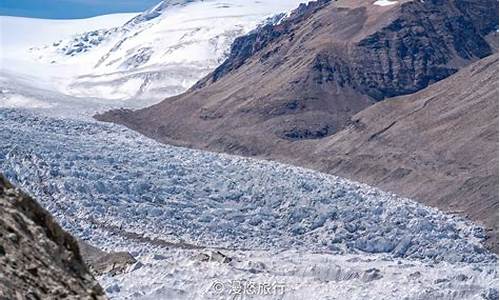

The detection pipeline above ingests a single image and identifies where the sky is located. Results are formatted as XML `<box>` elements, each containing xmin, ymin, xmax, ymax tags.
<box><xmin>0</xmin><ymin>0</ymin><xmax>161</xmax><ymax>19</ymax></box>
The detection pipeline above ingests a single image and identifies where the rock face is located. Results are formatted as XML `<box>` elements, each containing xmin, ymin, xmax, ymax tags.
<box><xmin>208</xmin><ymin>0</ymin><xmax>495</xmax><ymax>101</ymax></box>
<box><xmin>0</xmin><ymin>175</ymin><xmax>106</xmax><ymax>299</ymax></box>
<box><xmin>97</xmin><ymin>0</ymin><xmax>499</xmax><ymax>250</ymax></box>
<box><xmin>78</xmin><ymin>241</ymin><xmax>137</xmax><ymax>276</ymax></box>
<box><xmin>310</xmin><ymin>53</ymin><xmax>499</xmax><ymax>252</ymax></box>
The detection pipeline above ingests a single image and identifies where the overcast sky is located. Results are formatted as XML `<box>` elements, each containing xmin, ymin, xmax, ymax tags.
<box><xmin>0</xmin><ymin>0</ymin><xmax>161</xmax><ymax>19</ymax></box>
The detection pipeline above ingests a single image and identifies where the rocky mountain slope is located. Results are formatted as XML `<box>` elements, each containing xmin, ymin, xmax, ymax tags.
<box><xmin>98</xmin><ymin>0</ymin><xmax>498</xmax><ymax>145</ymax></box>
<box><xmin>0</xmin><ymin>175</ymin><xmax>105</xmax><ymax>299</ymax></box>
<box><xmin>98</xmin><ymin>0</ymin><xmax>499</xmax><ymax>250</ymax></box>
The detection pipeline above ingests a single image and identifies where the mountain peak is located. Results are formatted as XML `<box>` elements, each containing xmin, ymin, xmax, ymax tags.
<box><xmin>126</xmin><ymin>0</ymin><xmax>199</xmax><ymax>25</ymax></box>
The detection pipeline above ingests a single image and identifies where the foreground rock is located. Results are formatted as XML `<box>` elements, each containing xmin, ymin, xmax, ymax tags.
<box><xmin>0</xmin><ymin>175</ymin><xmax>106</xmax><ymax>299</ymax></box>
<box><xmin>78</xmin><ymin>240</ymin><xmax>137</xmax><ymax>276</ymax></box>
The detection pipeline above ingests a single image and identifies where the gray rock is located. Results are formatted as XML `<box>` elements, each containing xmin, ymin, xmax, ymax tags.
<box><xmin>0</xmin><ymin>175</ymin><xmax>106</xmax><ymax>299</ymax></box>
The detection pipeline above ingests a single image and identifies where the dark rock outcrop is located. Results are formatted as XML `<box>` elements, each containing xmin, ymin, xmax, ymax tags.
<box><xmin>78</xmin><ymin>241</ymin><xmax>137</xmax><ymax>276</ymax></box>
<box><xmin>0</xmin><ymin>175</ymin><xmax>106</xmax><ymax>299</ymax></box>
<box><xmin>208</xmin><ymin>0</ymin><xmax>332</xmax><ymax>83</ymax></box>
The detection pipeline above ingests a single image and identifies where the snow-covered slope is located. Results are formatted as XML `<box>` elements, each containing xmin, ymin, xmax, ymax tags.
<box><xmin>0</xmin><ymin>108</ymin><xmax>497</xmax><ymax>299</ymax></box>
<box><xmin>0</xmin><ymin>14</ymin><xmax>137</xmax><ymax>86</ymax></box>
<box><xmin>1</xmin><ymin>0</ymin><xmax>304</xmax><ymax>107</ymax></box>
<box><xmin>100</xmin><ymin>247</ymin><xmax>498</xmax><ymax>299</ymax></box>
<box><xmin>0</xmin><ymin>13</ymin><xmax>137</xmax><ymax>56</ymax></box>
<box><xmin>0</xmin><ymin>71</ymin><xmax>162</xmax><ymax>119</ymax></box>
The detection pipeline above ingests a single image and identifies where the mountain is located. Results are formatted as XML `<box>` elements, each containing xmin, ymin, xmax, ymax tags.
<box><xmin>0</xmin><ymin>175</ymin><xmax>105</xmax><ymax>299</ymax></box>
<box><xmin>98</xmin><ymin>0</ymin><xmax>498</xmax><ymax>144</ymax></box>
<box><xmin>1</xmin><ymin>0</ymin><xmax>305</xmax><ymax>106</ymax></box>
<box><xmin>97</xmin><ymin>0</ymin><xmax>499</xmax><ymax>249</ymax></box>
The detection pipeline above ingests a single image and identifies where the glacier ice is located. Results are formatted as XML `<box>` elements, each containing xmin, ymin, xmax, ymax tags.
<box><xmin>0</xmin><ymin>108</ymin><xmax>497</xmax><ymax>299</ymax></box>
<box><xmin>0</xmin><ymin>109</ymin><xmax>496</xmax><ymax>264</ymax></box>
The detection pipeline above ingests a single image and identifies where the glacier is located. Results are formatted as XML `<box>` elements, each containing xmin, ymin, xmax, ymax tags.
<box><xmin>0</xmin><ymin>108</ymin><xmax>497</xmax><ymax>299</ymax></box>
